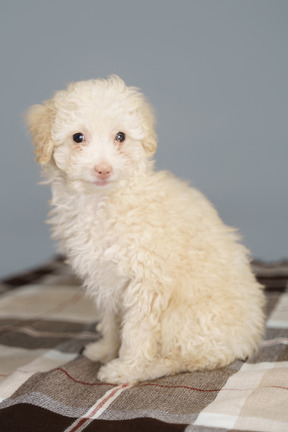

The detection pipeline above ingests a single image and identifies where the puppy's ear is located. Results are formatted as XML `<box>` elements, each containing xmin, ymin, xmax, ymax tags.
<box><xmin>26</xmin><ymin>99</ymin><xmax>56</xmax><ymax>165</ymax></box>
<box><xmin>139</xmin><ymin>99</ymin><xmax>157</xmax><ymax>156</ymax></box>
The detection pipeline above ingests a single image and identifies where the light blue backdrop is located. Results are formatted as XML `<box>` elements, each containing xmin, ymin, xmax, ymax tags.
<box><xmin>0</xmin><ymin>0</ymin><xmax>287</xmax><ymax>277</ymax></box>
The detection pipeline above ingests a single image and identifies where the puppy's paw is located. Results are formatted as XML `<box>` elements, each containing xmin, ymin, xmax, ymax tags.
<box><xmin>83</xmin><ymin>340</ymin><xmax>118</xmax><ymax>363</ymax></box>
<box><xmin>97</xmin><ymin>359</ymin><xmax>137</xmax><ymax>385</ymax></box>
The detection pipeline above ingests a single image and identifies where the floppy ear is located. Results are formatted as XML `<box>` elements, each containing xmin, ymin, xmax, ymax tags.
<box><xmin>139</xmin><ymin>98</ymin><xmax>157</xmax><ymax>156</ymax></box>
<box><xmin>26</xmin><ymin>99</ymin><xmax>56</xmax><ymax>165</ymax></box>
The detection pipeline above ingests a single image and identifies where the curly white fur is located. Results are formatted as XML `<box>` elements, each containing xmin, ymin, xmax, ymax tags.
<box><xmin>26</xmin><ymin>75</ymin><xmax>265</xmax><ymax>384</ymax></box>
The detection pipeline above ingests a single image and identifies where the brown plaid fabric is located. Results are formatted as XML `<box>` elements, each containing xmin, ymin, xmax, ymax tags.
<box><xmin>0</xmin><ymin>257</ymin><xmax>287</xmax><ymax>432</ymax></box>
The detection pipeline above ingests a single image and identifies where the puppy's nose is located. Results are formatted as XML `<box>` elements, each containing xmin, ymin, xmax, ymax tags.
<box><xmin>94</xmin><ymin>163</ymin><xmax>113</xmax><ymax>179</ymax></box>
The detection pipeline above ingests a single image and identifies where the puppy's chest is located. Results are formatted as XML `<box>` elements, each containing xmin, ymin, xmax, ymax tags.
<box><xmin>52</xmin><ymin>195</ymin><xmax>123</xmax><ymax>277</ymax></box>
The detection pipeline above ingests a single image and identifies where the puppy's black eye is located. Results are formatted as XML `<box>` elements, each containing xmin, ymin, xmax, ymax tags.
<box><xmin>73</xmin><ymin>133</ymin><xmax>85</xmax><ymax>143</ymax></box>
<box><xmin>115</xmin><ymin>132</ymin><xmax>126</xmax><ymax>143</ymax></box>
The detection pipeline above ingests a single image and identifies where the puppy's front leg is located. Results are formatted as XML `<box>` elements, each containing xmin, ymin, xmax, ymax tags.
<box><xmin>84</xmin><ymin>311</ymin><xmax>120</xmax><ymax>363</ymax></box>
<box><xmin>98</xmin><ymin>283</ymin><xmax>170</xmax><ymax>384</ymax></box>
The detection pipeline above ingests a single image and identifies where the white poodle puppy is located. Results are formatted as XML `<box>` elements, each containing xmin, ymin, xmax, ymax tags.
<box><xmin>26</xmin><ymin>75</ymin><xmax>265</xmax><ymax>384</ymax></box>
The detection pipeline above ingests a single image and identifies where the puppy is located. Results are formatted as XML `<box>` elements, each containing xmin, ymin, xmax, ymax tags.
<box><xmin>26</xmin><ymin>75</ymin><xmax>265</xmax><ymax>384</ymax></box>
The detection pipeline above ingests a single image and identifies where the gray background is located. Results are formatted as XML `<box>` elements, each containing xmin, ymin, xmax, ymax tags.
<box><xmin>0</xmin><ymin>0</ymin><xmax>287</xmax><ymax>278</ymax></box>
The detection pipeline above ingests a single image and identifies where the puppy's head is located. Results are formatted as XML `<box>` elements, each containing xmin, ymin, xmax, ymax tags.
<box><xmin>26</xmin><ymin>75</ymin><xmax>157</xmax><ymax>190</ymax></box>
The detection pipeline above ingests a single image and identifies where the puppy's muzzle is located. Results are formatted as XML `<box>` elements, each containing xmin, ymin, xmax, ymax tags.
<box><xmin>94</xmin><ymin>163</ymin><xmax>113</xmax><ymax>180</ymax></box>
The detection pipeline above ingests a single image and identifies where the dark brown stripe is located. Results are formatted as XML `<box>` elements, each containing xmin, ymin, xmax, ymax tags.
<box><xmin>256</xmin><ymin>276</ymin><xmax>287</xmax><ymax>292</ymax></box>
<box><xmin>0</xmin><ymin>403</ymin><xmax>73</xmax><ymax>432</ymax></box>
<box><xmin>0</xmin><ymin>404</ymin><xmax>188</xmax><ymax>432</ymax></box>
<box><xmin>1</xmin><ymin>256</ymin><xmax>65</xmax><ymax>288</ymax></box>
<box><xmin>84</xmin><ymin>417</ymin><xmax>188</xmax><ymax>432</ymax></box>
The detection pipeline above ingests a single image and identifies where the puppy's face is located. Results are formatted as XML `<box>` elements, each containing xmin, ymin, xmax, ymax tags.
<box><xmin>26</xmin><ymin>76</ymin><xmax>157</xmax><ymax>192</ymax></box>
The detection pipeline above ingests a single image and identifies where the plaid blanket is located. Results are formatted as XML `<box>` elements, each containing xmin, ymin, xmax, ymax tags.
<box><xmin>0</xmin><ymin>258</ymin><xmax>287</xmax><ymax>432</ymax></box>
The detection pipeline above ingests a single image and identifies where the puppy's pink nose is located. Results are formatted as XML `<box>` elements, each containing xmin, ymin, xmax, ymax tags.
<box><xmin>94</xmin><ymin>163</ymin><xmax>112</xmax><ymax>179</ymax></box>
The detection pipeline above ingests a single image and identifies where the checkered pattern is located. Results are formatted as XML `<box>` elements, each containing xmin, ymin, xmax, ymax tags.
<box><xmin>0</xmin><ymin>257</ymin><xmax>287</xmax><ymax>431</ymax></box>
